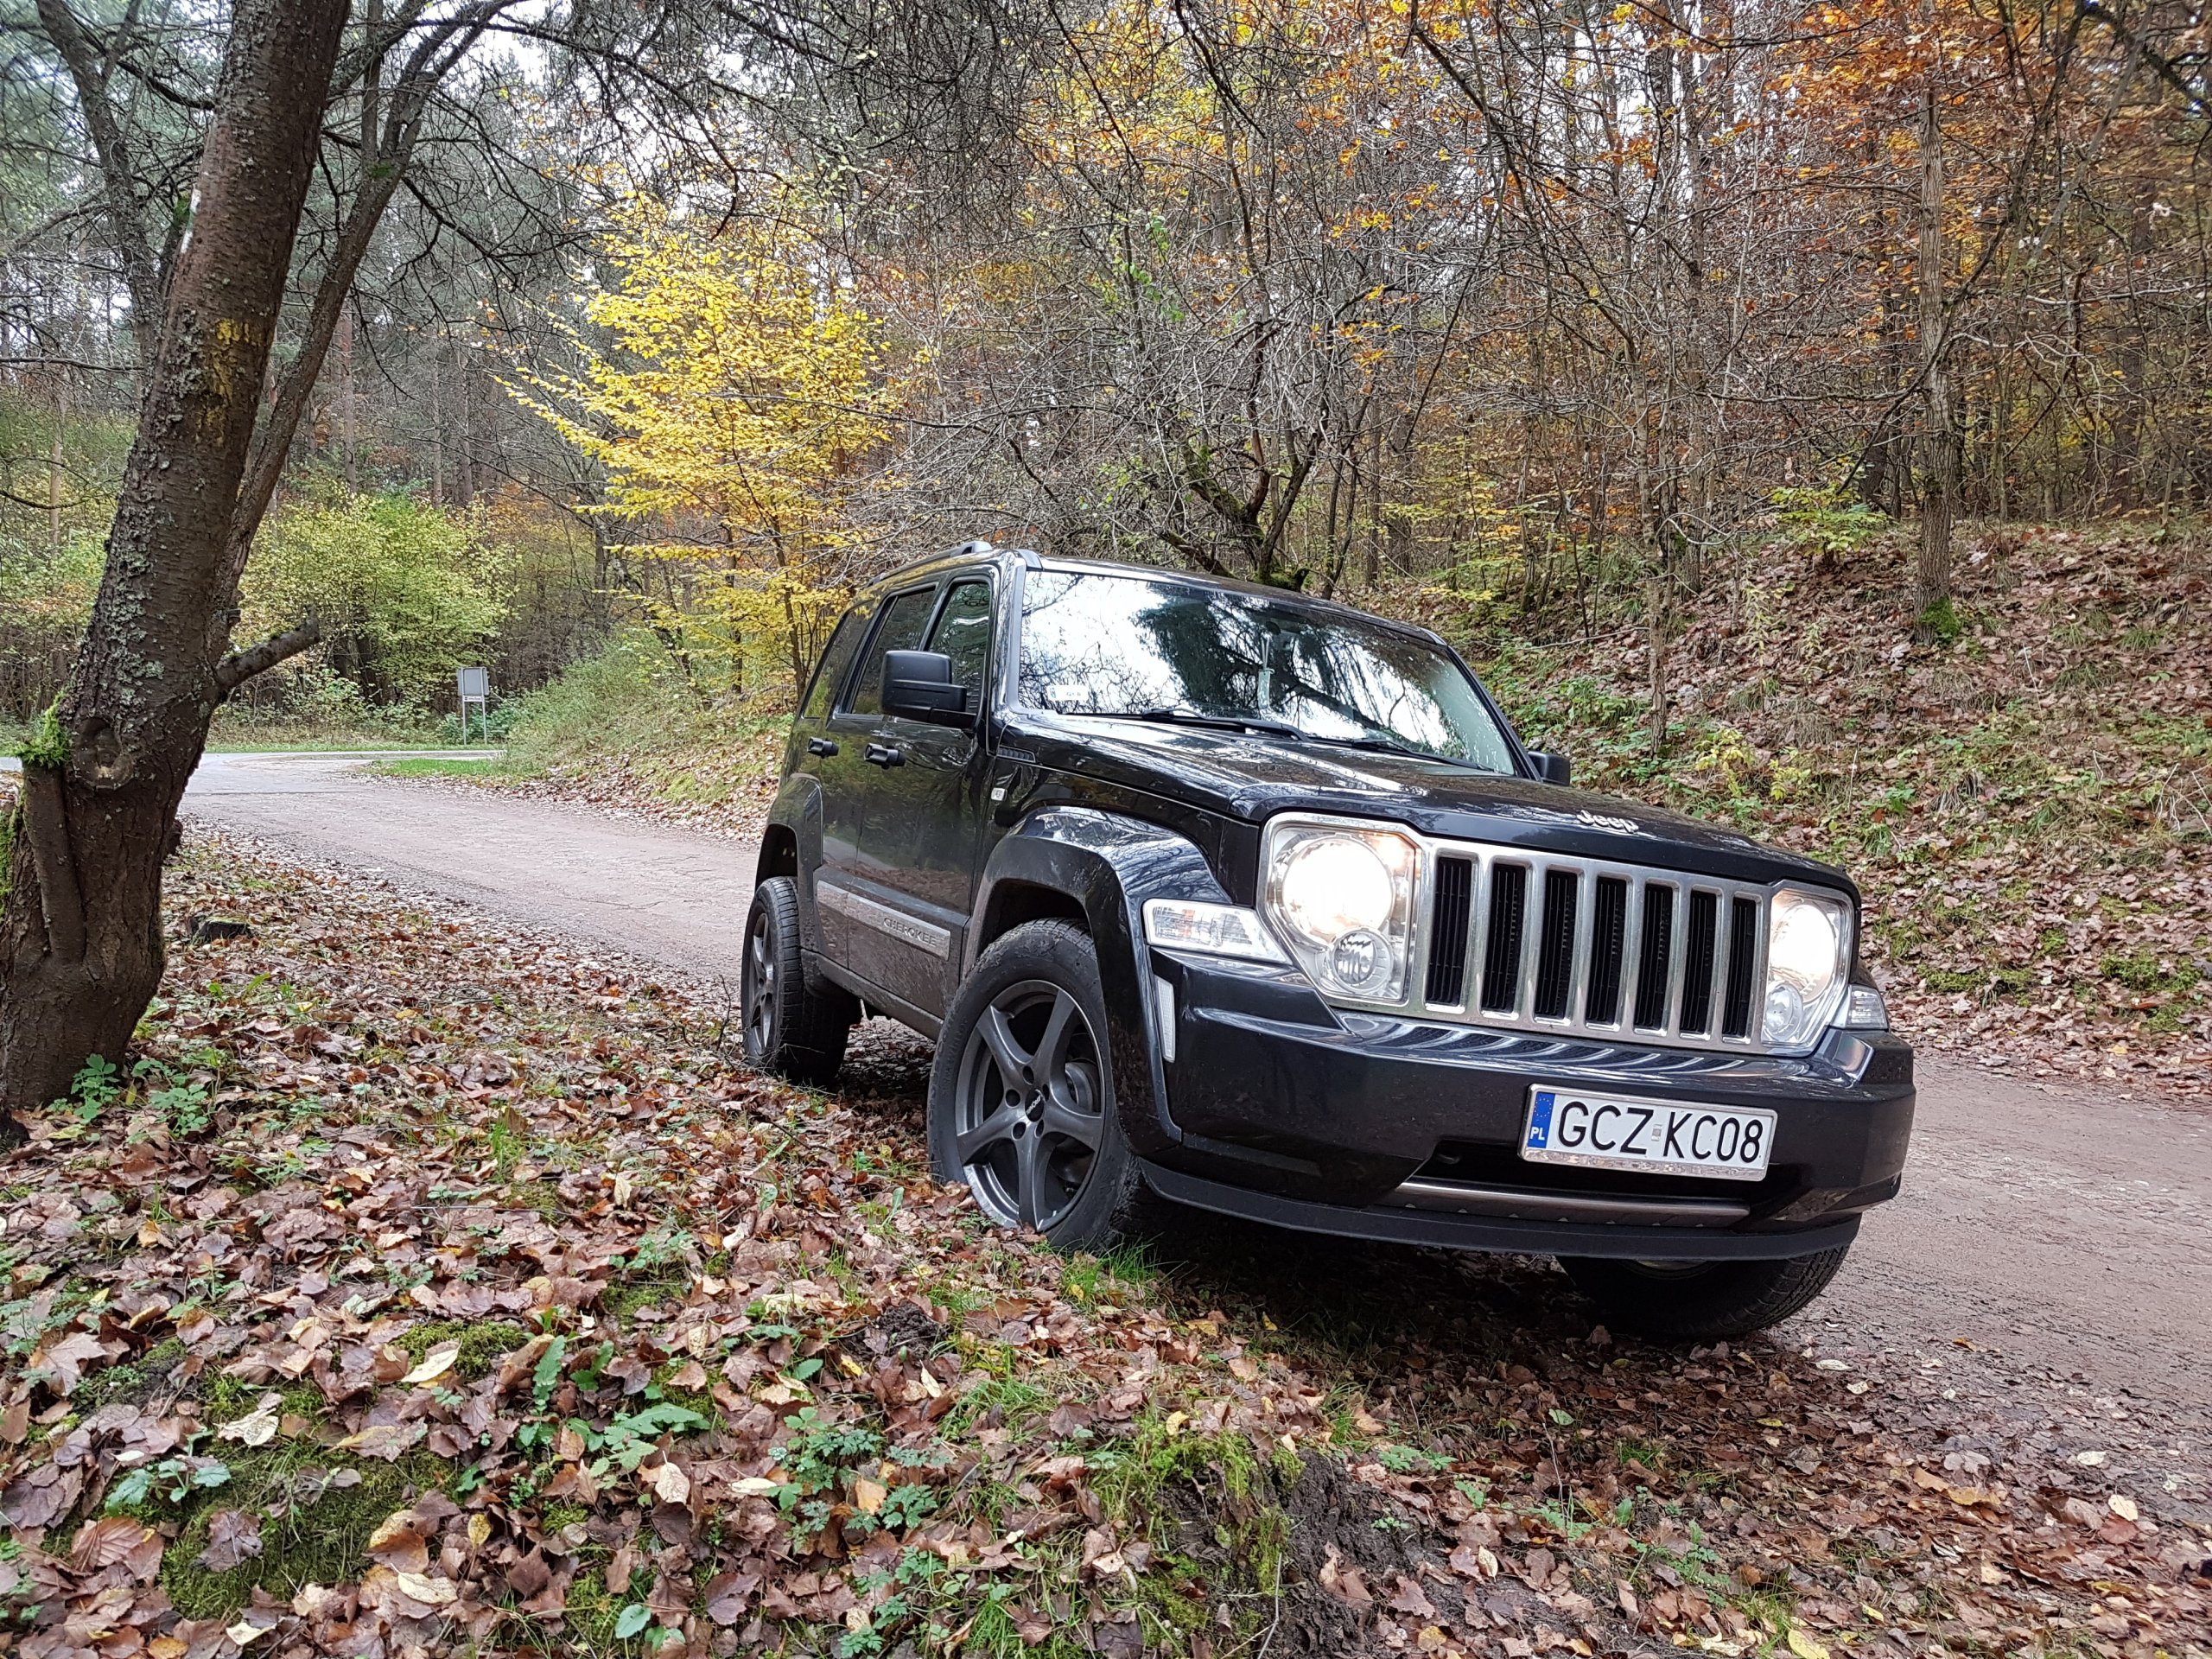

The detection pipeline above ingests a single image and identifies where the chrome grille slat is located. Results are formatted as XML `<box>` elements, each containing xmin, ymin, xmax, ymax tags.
<box><xmin>1421</xmin><ymin>842</ymin><xmax>1777</xmax><ymax>1055</ymax></box>
<box><xmin>1515</xmin><ymin>859</ymin><xmax>1544</xmax><ymax>1017</ymax></box>
<box><xmin>1461</xmin><ymin>856</ymin><xmax>1491</xmax><ymax>1010</ymax></box>
<box><xmin>1562</xmin><ymin>871</ymin><xmax>1595</xmax><ymax>1028</ymax></box>
<box><xmin>1611</xmin><ymin>875</ymin><xmax>1643</xmax><ymax>1027</ymax></box>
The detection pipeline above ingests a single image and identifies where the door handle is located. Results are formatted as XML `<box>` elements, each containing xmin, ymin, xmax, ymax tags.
<box><xmin>864</xmin><ymin>743</ymin><xmax>905</xmax><ymax>768</ymax></box>
<box><xmin>807</xmin><ymin>737</ymin><xmax>838</xmax><ymax>756</ymax></box>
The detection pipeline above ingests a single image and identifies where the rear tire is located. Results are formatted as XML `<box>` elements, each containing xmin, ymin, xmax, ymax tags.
<box><xmin>741</xmin><ymin>877</ymin><xmax>856</xmax><ymax>1084</ymax></box>
<box><xmin>1560</xmin><ymin>1246</ymin><xmax>1852</xmax><ymax>1341</ymax></box>
<box><xmin>928</xmin><ymin>920</ymin><xmax>1147</xmax><ymax>1254</ymax></box>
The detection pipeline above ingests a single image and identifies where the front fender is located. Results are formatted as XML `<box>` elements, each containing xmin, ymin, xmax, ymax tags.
<box><xmin>761</xmin><ymin>774</ymin><xmax>828</xmax><ymax>966</ymax></box>
<box><xmin>973</xmin><ymin>806</ymin><xmax>1231</xmax><ymax>1157</ymax></box>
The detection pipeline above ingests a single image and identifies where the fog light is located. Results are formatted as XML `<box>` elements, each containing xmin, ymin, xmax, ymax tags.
<box><xmin>1327</xmin><ymin>929</ymin><xmax>1396</xmax><ymax>995</ymax></box>
<box><xmin>1764</xmin><ymin>982</ymin><xmax>1811</xmax><ymax>1048</ymax></box>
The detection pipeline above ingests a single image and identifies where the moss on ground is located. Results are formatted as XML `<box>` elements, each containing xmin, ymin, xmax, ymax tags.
<box><xmin>399</xmin><ymin>1317</ymin><xmax>530</xmax><ymax>1382</ymax></box>
<box><xmin>158</xmin><ymin>1447</ymin><xmax>434</xmax><ymax>1620</ymax></box>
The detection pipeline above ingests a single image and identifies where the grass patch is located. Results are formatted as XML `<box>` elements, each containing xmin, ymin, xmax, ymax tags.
<box><xmin>489</xmin><ymin>631</ymin><xmax>787</xmax><ymax>806</ymax></box>
<box><xmin>368</xmin><ymin>755</ymin><xmax>513</xmax><ymax>779</ymax></box>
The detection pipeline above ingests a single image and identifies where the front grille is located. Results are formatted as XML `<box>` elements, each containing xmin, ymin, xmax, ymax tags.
<box><xmin>1418</xmin><ymin>842</ymin><xmax>1774</xmax><ymax>1054</ymax></box>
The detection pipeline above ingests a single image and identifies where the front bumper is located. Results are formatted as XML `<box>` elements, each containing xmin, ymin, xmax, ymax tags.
<box><xmin>1141</xmin><ymin>952</ymin><xmax>1914</xmax><ymax>1261</ymax></box>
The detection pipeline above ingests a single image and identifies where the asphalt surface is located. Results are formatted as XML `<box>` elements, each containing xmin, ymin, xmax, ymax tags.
<box><xmin>177</xmin><ymin>751</ymin><xmax>2212</xmax><ymax>1426</ymax></box>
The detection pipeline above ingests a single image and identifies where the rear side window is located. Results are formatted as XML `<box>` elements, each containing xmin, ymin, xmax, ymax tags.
<box><xmin>846</xmin><ymin>587</ymin><xmax>938</xmax><ymax>717</ymax></box>
<box><xmin>799</xmin><ymin>611</ymin><xmax>865</xmax><ymax>720</ymax></box>
<box><xmin>928</xmin><ymin>579</ymin><xmax>995</xmax><ymax>700</ymax></box>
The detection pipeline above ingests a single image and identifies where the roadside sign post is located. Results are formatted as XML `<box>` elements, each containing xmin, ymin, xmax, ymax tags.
<box><xmin>456</xmin><ymin>665</ymin><xmax>490</xmax><ymax>743</ymax></box>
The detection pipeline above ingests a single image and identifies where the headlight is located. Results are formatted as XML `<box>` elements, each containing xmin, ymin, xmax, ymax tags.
<box><xmin>1763</xmin><ymin>887</ymin><xmax>1853</xmax><ymax>1048</ymax></box>
<box><xmin>1262</xmin><ymin>817</ymin><xmax>1421</xmax><ymax>1001</ymax></box>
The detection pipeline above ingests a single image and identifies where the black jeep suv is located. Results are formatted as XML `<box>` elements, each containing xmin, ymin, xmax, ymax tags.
<box><xmin>742</xmin><ymin>544</ymin><xmax>1914</xmax><ymax>1338</ymax></box>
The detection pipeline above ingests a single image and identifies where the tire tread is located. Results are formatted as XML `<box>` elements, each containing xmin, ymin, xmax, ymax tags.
<box><xmin>745</xmin><ymin>877</ymin><xmax>856</xmax><ymax>1084</ymax></box>
<box><xmin>1562</xmin><ymin>1245</ymin><xmax>1852</xmax><ymax>1341</ymax></box>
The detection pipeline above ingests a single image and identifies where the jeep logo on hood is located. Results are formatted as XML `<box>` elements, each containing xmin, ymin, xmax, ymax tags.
<box><xmin>1576</xmin><ymin>809</ymin><xmax>1643</xmax><ymax>834</ymax></box>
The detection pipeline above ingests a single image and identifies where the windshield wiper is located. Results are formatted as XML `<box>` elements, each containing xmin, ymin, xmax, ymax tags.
<box><xmin>1296</xmin><ymin>733</ymin><xmax>1497</xmax><ymax>770</ymax></box>
<box><xmin>1090</xmin><ymin>706</ymin><xmax>1309</xmax><ymax>741</ymax></box>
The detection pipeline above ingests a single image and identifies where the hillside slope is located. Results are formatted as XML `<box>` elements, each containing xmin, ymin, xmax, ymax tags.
<box><xmin>1480</xmin><ymin>523</ymin><xmax>2211</xmax><ymax>1098</ymax></box>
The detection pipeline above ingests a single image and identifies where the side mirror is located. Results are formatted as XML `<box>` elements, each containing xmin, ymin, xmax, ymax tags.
<box><xmin>1529</xmin><ymin>750</ymin><xmax>1572</xmax><ymax>786</ymax></box>
<box><xmin>882</xmin><ymin>650</ymin><xmax>972</xmax><ymax>725</ymax></box>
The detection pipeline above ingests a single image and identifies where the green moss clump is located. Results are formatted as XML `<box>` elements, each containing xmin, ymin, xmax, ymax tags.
<box><xmin>18</xmin><ymin>702</ymin><xmax>68</xmax><ymax>769</ymax></box>
<box><xmin>400</xmin><ymin>1318</ymin><xmax>531</xmax><ymax>1382</ymax></box>
<box><xmin>74</xmin><ymin>1338</ymin><xmax>188</xmax><ymax>1413</ymax></box>
<box><xmin>159</xmin><ymin>1451</ymin><xmax>418</xmax><ymax>1620</ymax></box>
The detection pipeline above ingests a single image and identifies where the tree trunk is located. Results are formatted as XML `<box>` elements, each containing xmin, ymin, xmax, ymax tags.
<box><xmin>0</xmin><ymin>0</ymin><xmax>350</xmax><ymax>1136</ymax></box>
<box><xmin>1645</xmin><ymin>571</ymin><xmax>1669</xmax><ymax>756</ymax></box>
<box><xmin>1915</xmin><ymin>86</ymin><xmax>1955</xmax><ymax>619</ymax></box>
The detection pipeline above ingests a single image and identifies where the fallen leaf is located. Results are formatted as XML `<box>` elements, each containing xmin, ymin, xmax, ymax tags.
<box><xmin>73</xmin><ymin>1516</ymin><xmax>160</xmax><ymax>1573</ymax></box>
<box><xmin>33</xmin><ymin>1330</ymin><xmax>107</xmax><ymax>1394</ymax></box>
<box><xmin>1008</xmin><ymin>1601</ymin><xmax>1052</xmax><ymax>1645</ymax></box>
<box><xmin>1387</xmin><ymin>1573</ymin><xmax>1438</xmax><ymax>1618</ymax></box>
<box><xmin>194</xmin><ymin>1510</ymin><xmax>264</xmax><ymax>1573</ymax></box>
<box><xmin>396</xmin><ymin>1570</ymin><xmax>460</xmax><ymax>1606</ymax></box>
<box><xmin>365</xmin><ymin>1512</ymin><xmax>429</xmax><ymax>1574</ymax></box>
<box><xmin>401</xmin><ymin>1344</ymin><xmax>461</xmax><ymax>1386</ymax></box>
<box><xmin>644</xmin><ymin>1460</ymin><xmax>690</xmax><ymax>1505</ymax></box>
<box><xmin>218</xmin><ymin>1391</ymin><xmax>283</xmax><ymax>1448</ymax></box>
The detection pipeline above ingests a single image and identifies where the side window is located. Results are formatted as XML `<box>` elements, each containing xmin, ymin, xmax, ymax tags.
<box><xmin>799</xmin><ymin>610</ymin><xmax>865</xmax><ymax>721</ymax></box>
<box><xmin>845</xmin><ymin>587</ymin><xmax>938</xmax><ymax>718</ymax></box>
<box><xmin>927</xmin><ymin>579</ymin><xmax>995</xmax><ymax>702</ymax></box>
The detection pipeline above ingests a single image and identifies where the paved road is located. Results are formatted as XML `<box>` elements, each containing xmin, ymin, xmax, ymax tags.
<box><xmin>180</xmin><ymin>752</ymin><xmax>2212</xmax><ymax>1421</ymax></box>
<box><xmin>181</xmin><ymin>752</ymin><xmax>760</xmax><ymax>983</ymax></box>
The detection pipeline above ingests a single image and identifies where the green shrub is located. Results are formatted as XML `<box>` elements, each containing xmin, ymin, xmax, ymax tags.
<box><xmin>240</xmin><ymin>477</ymin><xmax>512</xmax><ymax>709</ymax></box>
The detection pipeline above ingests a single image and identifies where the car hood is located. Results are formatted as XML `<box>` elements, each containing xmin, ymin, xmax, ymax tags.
<box><xmin>1014</xmin><ymin>717</ymin><xmax>1853</xmax><ymax>893</ymax></box>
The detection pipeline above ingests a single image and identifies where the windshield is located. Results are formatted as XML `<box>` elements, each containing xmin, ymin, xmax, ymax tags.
<box><xmin>1015</xmin><ymin>569</ymin><xmax>1518</xmax><ymax>770</ymax></box>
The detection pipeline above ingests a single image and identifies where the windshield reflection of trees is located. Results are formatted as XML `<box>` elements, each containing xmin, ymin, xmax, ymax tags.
<box><xmin>1019</xmin><ymin>573</ymin><xmax>1498</xmax><ymax>764</ymax></box>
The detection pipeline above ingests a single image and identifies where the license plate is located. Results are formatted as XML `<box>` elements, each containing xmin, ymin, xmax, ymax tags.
<box><xmin>1521</xmin><ymin>1088</ymin><xmax>1776</xmax><ymax>1182</ymax></box>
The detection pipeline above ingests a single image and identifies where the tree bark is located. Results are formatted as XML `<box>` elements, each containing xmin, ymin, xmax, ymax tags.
<box><xmin>0</xmin><ymin>0</ymin><xmax>350</xmax><ymax>1135</ymax></box>
<box><xmin>1915</xmin><ymin>86</ymin><xmax>1955</xmax><ymax>618</ymax></box>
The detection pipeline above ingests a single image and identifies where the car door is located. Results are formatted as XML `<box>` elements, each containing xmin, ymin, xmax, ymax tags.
<box><xmin>815</xmin><ymin>583</ymin><xmax>939</xmax><ymax>971</ymax></box>
<box><xmin>785</xmin><ymin>607</ymin><xmax>868</xmax><ymax>964</ymax></box>
<box><xmin>850</xmin><ymin>574</ymin><xmax>999</xmax><ymax>1018</ymax></box>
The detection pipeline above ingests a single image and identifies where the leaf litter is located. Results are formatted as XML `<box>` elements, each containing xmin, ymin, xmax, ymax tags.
<box><xmin>0</xmin><ymin>831</ymin><xmax>2205</xmax><ymax>1657</ymax></box>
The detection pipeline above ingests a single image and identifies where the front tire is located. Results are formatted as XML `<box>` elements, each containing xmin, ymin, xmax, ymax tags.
<box><xmin>741</xmin><ymin>877</ymin><xmax>856</xmax><ymax>1084</ymax></box>
<box><xmin>928</xmin><ymin>920</ymin><xmax>1145</xmax><ymax>1253</ymax></box>
<box><xmin>1560</xmin><ymin>1246</ymin><xmax>1852</xmax><ymax>1341</ymax></box>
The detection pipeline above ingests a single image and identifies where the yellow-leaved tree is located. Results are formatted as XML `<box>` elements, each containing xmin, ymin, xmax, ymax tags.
<box><xmin>520</xmin><ymin>198</ymin><xmax>889</xmax><ymax>699</ymax></box>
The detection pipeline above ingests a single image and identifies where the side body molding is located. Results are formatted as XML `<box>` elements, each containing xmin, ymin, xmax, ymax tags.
<box><xmin>972</xmin><ymin>806</ymin><xmax>1229</xmax><ymax>1157</ymax></box>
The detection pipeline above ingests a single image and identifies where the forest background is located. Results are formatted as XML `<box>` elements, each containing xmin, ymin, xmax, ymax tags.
<box><xmin>4</xmin><ymin>0</ymin><xmax>2210</xmax><ymax>1084</ymax></box>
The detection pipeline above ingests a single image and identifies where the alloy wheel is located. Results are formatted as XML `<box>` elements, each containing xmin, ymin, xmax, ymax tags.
<box><xmin>952</xmin><ymin>979</ymin><xmax>1105</xmax><ymax>1230</ymax></box>
<box><xmin>743</xmin><ymin>906</ymin><xmax>776</xmax><ymax>1054</ymax></box>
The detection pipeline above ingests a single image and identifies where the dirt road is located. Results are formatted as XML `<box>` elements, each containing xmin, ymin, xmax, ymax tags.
<box><xmin>181</xmin><ymin>752</ymin><xmax>2212</xmax><ymax>1431</ymax></box>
